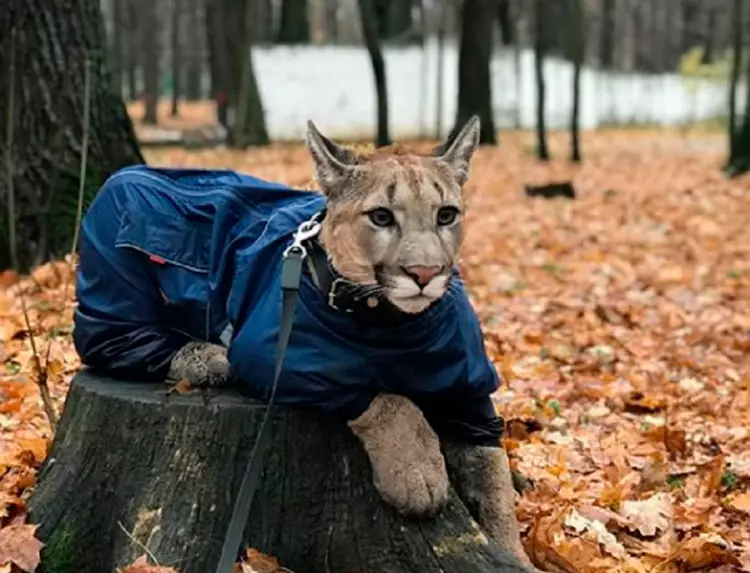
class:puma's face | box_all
[305,117,481,314]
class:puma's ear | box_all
[433,115,481,186]
[305,120,359,194]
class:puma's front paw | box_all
[348,393,449,518]
[167,341,230,387]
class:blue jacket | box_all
[74,165,501,433]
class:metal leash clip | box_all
[283,215,322,260]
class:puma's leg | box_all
[443,440,536,569]
[167,341,230,387]
[348,393,449,518]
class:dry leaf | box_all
[671,534,740,571]
[726,492,750,515]
[240,548,285,573]
[0,524,44,573]
[564,508,628,559]
[117,554,179,573]
[618,493,673,537]
[167,379,191,396]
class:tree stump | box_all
[28,370,533,573]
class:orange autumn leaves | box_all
[1,129,749,572]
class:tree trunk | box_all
[325,0,340,43]
[533,0,549,161]
[125,1,139,101]
[206,0,230,129]
[498,0,515,46]
[599,0,615,68]
[568,0,584,162]
[728,0,745,172]
[27,371,533,573]
[277,0,311,43]
[141,0,160,124]
[455,0,496,145]
[0,0,144,272]
[185,0,204,100]
[435,0,447,138]
[702,5,717,64]
[170,0,183,117]
[681,0,701,55]
[358,0,391,146]
[111,0,124,96]
[227,0,270,147]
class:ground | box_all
[0,110,749,572]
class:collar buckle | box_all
[328,278,354,313]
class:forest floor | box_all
[1,123,749,573]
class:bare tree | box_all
[599,0,615,68]
[277,0,311,43]
[455,0,496,144]
[111,0,124,96]
[206,0,268,146]
[568,0,585,162]
[534,0,549,160]
[124,1,139,101]
[171,0,183,116]
[0,0,143,270]
[728,0,745,171]
[358,0,390,146]
[141,0,161,124]
[185,0,204,100]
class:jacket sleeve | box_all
[72,185,190,381]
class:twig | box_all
[18,289,58,433]
[116,521,160,567]
[5,28,18,269]
[43,57,93,392]
[70,56,91,257]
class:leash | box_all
[215,215,322,573]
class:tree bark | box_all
[170,0,183,117]
[141,0,160,124]
[455,0,496,145]
[568,0,584,162]
[358,0,391,146]
[277,0,311,43]
[0,0,144,272]
[27,371,533,573]
[533,0,549,161]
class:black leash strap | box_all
[215,245,306,573]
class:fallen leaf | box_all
[618,493,673,537]
[0,524,44,573]
[671,534,740,571]
[167,378,191,396]
[726,492,750,515]
[564,508,628,559]
[240,548,284,573]
[117,554,179,573]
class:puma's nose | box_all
[402,265,443,287]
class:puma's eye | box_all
[367,208,396,228]
[436,206,459,226]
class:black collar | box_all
[303,237,427,328]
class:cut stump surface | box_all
[28,370,532,573]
